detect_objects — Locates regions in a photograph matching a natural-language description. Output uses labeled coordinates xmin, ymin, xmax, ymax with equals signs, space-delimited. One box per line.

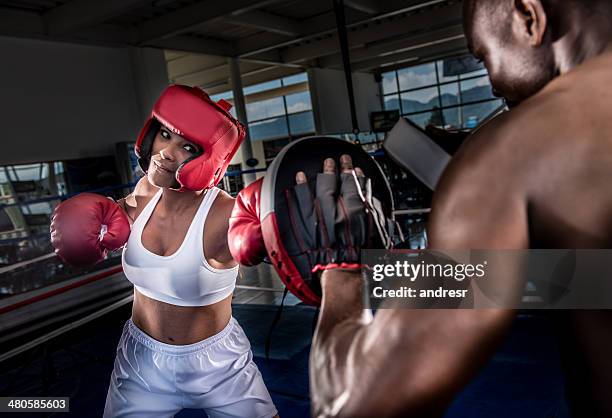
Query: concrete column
xmin=129 ymin=47 xmax=169 ymax=124
xmin=47 ymin=162 xmax=58 ymax=196
xmin=228 ymin=57 xmax=256 ymax=186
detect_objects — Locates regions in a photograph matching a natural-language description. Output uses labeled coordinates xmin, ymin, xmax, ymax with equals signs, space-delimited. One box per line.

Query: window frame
xmin=380 ymin=59 xmax=503 ymax=129
xmin=212 ymin=72 xmax=315 ymax=142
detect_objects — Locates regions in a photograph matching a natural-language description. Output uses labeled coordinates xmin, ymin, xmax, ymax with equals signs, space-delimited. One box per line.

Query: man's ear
xmin=512 ymin=0 xmax=547 ymax=46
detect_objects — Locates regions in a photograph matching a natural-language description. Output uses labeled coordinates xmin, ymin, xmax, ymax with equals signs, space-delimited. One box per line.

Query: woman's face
xmin=147 ymin=126 xmax=201 ymax=189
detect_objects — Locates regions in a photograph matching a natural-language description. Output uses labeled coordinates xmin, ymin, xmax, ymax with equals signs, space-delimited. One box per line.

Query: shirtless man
xmin=306 ymin=0 xmax=612 ymax=416
xmin=51 ymin=85 xmax=278 ymax=417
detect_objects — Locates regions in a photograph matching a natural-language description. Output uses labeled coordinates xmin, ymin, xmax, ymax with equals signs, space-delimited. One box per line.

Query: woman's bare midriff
xmin=131 ymin=289 xmax=233 ymax=345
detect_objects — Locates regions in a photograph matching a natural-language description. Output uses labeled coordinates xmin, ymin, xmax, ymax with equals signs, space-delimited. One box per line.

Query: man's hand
xmin=290 ymin=154 xmax=392 ymax=273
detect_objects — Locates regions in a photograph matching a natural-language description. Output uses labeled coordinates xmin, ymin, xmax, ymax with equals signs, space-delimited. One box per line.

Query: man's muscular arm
xmin=311 ymin=130 xmax=529 ymax=417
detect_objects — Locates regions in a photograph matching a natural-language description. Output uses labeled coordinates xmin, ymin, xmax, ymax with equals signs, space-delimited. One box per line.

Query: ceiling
xmin=0 ymin=0 xmax=468 ymax=94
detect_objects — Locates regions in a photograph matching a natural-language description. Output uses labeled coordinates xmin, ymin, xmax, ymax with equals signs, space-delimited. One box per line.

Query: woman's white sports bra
xmin=122 ymin=187 xmax=238 ymax=307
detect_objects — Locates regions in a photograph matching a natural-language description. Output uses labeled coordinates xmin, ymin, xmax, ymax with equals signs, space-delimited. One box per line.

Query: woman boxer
xmin=51 ymin=85 xmax=278 ymax=418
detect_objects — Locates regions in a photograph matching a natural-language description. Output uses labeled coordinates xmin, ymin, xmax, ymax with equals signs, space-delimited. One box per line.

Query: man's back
xmin=530 ymin=48 xmax=612 ymax=416
xmin=440 ymin=47 xmax=612 ymax=416
xmin=439 ymin=48 xmax=612 ymax=247
xmin=525 ymin=47 xmax=612 ymax=249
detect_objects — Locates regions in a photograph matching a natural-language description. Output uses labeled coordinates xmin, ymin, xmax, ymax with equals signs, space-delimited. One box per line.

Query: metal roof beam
xmin=351 ymin=37 xmax=468 ymax=71
xmin=147 ymin=35 xmax=236 ymax=56
xmin=236 ymin=0 xmax=454 ymax=57
xmin=281 ymin=2 xmax=462 ymax=63
xmin=202 ymin=66 xmax=303 ymax=94
xmin=344 ymin=0 xmax=379 ymax=14
xmin=43 ymin=0 xmax=150 ymax=35
xmin=317 ymin=24 xmax=464 ymax=68
xmin=224 ymin=10 xmax=305 ymax=37
xmin=136 ymin=0 xmax=282 ymax=44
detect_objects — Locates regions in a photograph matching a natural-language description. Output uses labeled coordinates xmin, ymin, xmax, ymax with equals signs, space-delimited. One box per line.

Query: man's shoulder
xmin=455 ymin=95 xmax=561 ymax=164
xmin=436 ymin=107 xmax=542 ymax=196
xmin=446 ymin=112 xmax=516 ymax=173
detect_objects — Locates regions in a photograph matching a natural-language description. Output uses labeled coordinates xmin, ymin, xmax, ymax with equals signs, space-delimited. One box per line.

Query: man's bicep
xmin=352 ymin=307 xmax=513 ymax=416
xmin=353 ymin=159 xmax=526 ymax=411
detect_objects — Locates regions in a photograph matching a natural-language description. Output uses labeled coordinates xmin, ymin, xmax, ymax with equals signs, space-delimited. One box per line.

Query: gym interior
xmin=0 ymin=0 xmax=582 ymax=417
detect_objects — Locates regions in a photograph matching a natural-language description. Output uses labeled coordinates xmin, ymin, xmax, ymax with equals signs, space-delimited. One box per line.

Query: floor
xmin=0 ymin=261 xmax=570 ymax=418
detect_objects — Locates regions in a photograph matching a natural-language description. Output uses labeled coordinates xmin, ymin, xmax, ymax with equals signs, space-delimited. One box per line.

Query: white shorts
xmin=103 ymin=317 xmax=277 ymax=418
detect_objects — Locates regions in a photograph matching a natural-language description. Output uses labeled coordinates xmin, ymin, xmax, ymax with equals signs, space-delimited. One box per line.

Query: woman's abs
xmin=131 ymin=289 xmax=233 ymax=345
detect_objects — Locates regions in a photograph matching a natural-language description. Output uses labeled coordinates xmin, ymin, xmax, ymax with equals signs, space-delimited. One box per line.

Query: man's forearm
xmin=315 ymin=270 xmax=365 ymax=342
xmin=310 ymin=269 xmax=515 ymax=418
xmin=311 ymin=271 xmax=363 ymax=418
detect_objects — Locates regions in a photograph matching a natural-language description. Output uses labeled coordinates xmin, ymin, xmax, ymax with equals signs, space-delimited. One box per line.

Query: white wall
xmin=0 ymin=36 xmax=168 ymax=165
xmin=308 ymin=68 xmax=381 ymax=135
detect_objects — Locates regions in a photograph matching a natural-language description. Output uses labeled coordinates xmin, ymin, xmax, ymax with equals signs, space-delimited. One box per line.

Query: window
xmin=219 ymin=164 xmax=244 ymax=196
xmin=400 ymin=86 xmax=440 ymax=114
xmin=249 ymin=117 xmax=288 ymax=141
xmin=210 ymin=91 xmax=237 ymax=118
xmin=244 ymin=73 xmax=315 ymax=142
xmin=211 ymin=72 xmax=315 ymax=143
xmin=282 ymin=73 xmax=308 ymax=86
xmin=0 ymin=161 xmax=67 ymax=252
xmin=381 ymin=56 xmax=504 ymax=129
xmin=397 ymin=62 xmax=437 ymax=90
xmin=285 ymin=91 xmax=311 ymax=113
xmin=243 ymin=79 xmax=282 ymax=95
xmin=381 ymin=71 xmax=398 ymax=94
xmin=246 ymin=97 xmax=285 ymax=121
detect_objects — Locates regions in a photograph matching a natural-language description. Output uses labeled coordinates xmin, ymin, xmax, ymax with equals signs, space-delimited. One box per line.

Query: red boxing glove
xmin=50 ymin=193 xmax=130 ymax=266
xmin=228 ymin=178 xmax=267 ymax=266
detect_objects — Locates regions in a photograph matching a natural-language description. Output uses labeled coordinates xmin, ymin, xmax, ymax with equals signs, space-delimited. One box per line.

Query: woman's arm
xmin=206 ymin=189 xmax=238 ymax=268
xmin=115 ymin=176 xmax=157 ymax=224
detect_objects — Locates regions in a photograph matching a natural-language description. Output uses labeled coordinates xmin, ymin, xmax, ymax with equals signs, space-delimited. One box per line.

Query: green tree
xmin=427 ymin=106 xmax=444 ymax=127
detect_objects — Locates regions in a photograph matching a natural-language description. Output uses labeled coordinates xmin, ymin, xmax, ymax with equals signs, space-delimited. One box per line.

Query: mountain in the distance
xmin=385 ymin=85 xmax=499 ymax=127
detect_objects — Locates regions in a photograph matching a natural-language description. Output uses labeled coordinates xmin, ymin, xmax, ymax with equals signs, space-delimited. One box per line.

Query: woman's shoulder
xmin=122 ymin=177 xmax=159 ymax=222
xmin=210 ymin=187 xmax=236 ymax=218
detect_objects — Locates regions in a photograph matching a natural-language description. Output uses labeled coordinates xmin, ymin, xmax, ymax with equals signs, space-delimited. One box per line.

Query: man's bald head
xmin=463 ymin=0 xmax=513 ymax=48
xmin=464 ymin=0 xmax=512 ymax=23
xmin=462 ymin=0 xmax=612 ymax=106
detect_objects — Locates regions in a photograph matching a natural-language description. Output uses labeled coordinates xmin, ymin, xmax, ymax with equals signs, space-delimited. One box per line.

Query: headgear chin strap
xmin=135 ymin=85 xmax=246 ymax=192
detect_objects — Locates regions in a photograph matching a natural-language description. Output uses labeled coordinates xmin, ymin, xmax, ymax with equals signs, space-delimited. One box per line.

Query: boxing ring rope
xmin=0 ymin=145 xmax=413 ymax=351
xmin=0 ymin=265 xmax=124 ymax=315
xmin=0 ymin=157 xmax=429 ymax=276
xmin=393 ymin=208 xmax=431 ymax=216
xmin=0 ymin=261 xmax=285 ymax=316
xmin=0 ymin=149 xmax=385 ymax=212
xmin=0 ymin=252 xmax=56 ymax=275
xmin=0 ymin=167 xmax=269 ymax=211
xmin=0 ymin=262 xmax=285 ymax=363
xmin=0 ymin=293 xmax=134 ymax=363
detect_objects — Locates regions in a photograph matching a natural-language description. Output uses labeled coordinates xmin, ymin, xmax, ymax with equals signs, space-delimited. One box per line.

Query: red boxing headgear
xmin=135 ymin=85 xmax=246 ymax=191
